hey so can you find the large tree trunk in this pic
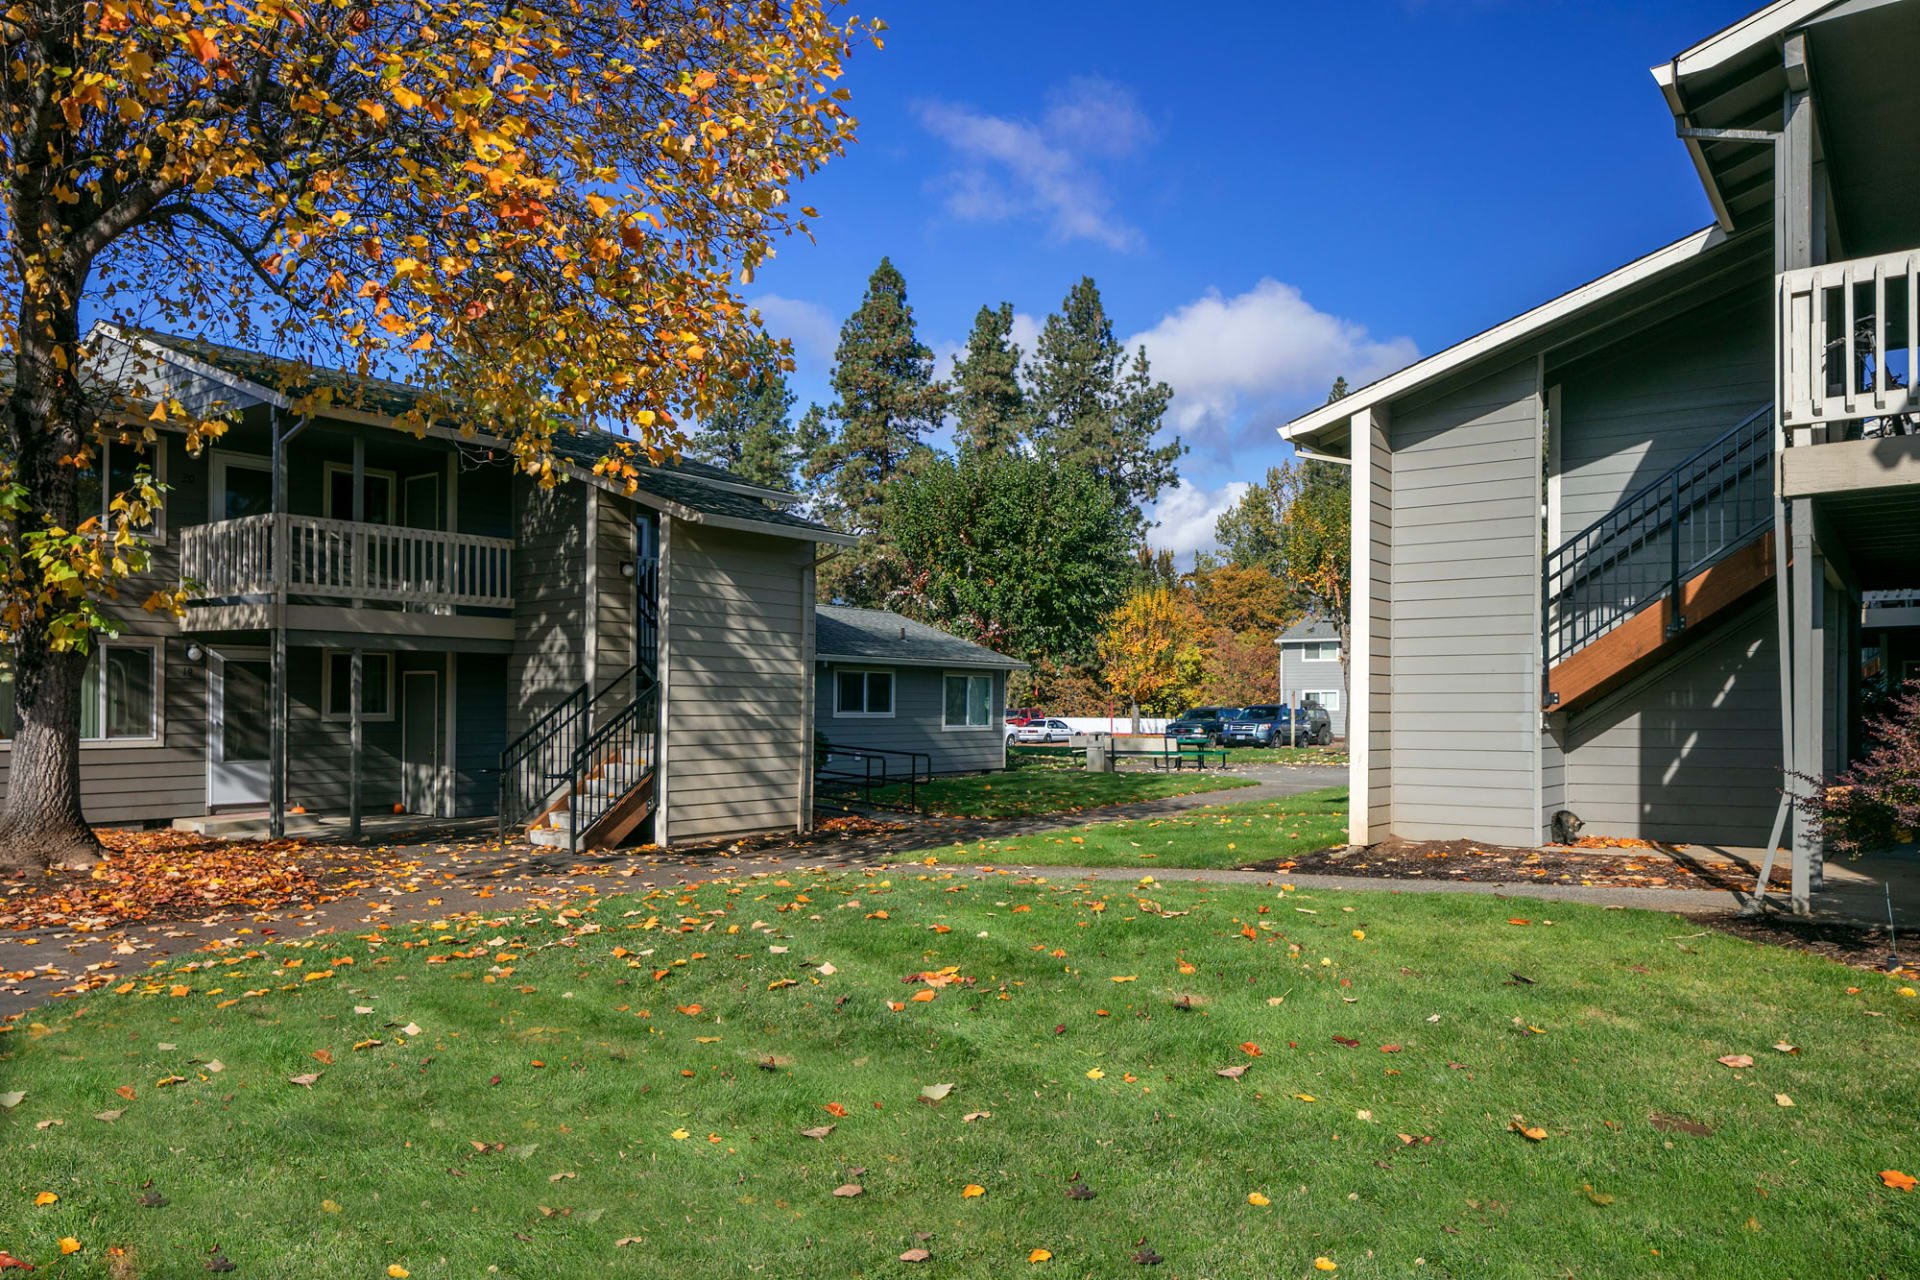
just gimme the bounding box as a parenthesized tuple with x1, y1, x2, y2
(0, 626, 98, 871)
(0, 247, 103, 871)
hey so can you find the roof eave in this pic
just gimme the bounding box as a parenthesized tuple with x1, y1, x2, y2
(815, 651, 1027, 671)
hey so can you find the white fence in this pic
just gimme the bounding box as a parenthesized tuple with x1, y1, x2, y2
(1051, 716, 1170, 736)
(182, 513, 514, 609)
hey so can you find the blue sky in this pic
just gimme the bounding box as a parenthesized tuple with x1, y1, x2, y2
(748, 0, 1760, 558)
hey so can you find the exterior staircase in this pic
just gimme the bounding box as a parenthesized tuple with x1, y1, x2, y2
(1543, 404, 1776, 712)
(500, 666, 659, 852)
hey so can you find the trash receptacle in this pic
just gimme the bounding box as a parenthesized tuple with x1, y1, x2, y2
(1086, 739, 1112, 773)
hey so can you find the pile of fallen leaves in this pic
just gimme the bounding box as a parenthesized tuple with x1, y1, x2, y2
(0, 831, 337, 932)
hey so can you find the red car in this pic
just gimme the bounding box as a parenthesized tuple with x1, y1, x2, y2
(1004, 706, 1046, 727)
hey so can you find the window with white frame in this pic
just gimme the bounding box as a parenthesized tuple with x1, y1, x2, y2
(76, 436, 167, 542)
(1300, 641, 1340, 662)
(323, 462, 397, 524)
(943, 673, 993, 729)
(833, 668, 893, 717)
(0, 640, 161, 743)
(321, 651, 394, 720)
(1303, 690, 1340, 713)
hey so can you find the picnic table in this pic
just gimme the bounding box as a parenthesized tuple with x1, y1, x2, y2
(1126, 735, 1228, 771)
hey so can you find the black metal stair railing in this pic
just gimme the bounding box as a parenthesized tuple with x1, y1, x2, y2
(1542, 404, 1775, 702)
(564, 676, 660, 853)
(498, 664, 639, 838)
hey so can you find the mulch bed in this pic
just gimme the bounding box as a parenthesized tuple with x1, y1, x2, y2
(1693, 912, 1919, 974)
(1245, 836, 1792, 892)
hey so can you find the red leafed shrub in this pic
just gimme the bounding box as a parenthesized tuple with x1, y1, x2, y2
(1796, 681, 1920, 857)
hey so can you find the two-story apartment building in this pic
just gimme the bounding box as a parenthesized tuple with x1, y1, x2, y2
(0, 326, 854, 850)
(1280, 0, 1920, 911)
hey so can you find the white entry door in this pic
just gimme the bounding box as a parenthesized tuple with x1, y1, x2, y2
(208, 649, 271, 808)
(401, 670, 440, 815)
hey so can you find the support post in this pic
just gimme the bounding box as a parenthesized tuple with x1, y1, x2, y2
(270, 411, 288, 839)
(350, 648, 363, 839)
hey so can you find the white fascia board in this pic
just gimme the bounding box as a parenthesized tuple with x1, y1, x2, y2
(1664, 0, 1839, 80)
(1278, 225, 1726, 446)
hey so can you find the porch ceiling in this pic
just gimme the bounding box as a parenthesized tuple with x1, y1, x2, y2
(1812, 484, 1920, 588)
(1806, 0, 1920, 256)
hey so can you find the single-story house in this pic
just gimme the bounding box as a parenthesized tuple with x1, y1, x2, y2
(1275, 619, 1347, 738)
(814, 606, 1026, 775)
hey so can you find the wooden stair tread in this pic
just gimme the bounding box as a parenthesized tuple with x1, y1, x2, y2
(1546, 533, 1775, 713)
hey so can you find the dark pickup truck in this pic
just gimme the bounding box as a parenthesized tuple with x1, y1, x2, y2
(1163, 707, 1241, 743)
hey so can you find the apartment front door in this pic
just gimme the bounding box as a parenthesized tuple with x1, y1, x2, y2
(401, 670, 440, 815)
(208, 649, 271, 808)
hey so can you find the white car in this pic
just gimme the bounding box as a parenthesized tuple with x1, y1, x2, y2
(1011, 718, 1075, 745)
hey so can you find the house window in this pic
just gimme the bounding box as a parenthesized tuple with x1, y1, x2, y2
(1302, 641, 1340, 662)
(943, 673, 993, 729)
(834, 669, 893, 717)
(321, 651, 394, 720)
(1303, 690, 1341, 713)
(76, 437, 167, 541)
(1, 641, 162, 744)
(323, 462, 396, 524)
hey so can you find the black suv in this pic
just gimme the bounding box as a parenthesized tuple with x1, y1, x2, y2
(1164, 707, 1240, 743)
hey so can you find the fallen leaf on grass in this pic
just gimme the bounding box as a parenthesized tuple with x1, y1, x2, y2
(1028, 1248, 1052, 1263)
(154, 1075, 186, 1088)
(1509, 1120, 1548, 1141)
(1132, 1244, 1164, 1266)
(1247, 1192, 1270, 1206)
(1881, 1170, 1917, 1192)
(1583, 1184, 1615, 1206)
(833, 1184, 864, 1198)
(963, 1111, 991, 1123)
(1773, 1041, 1799, 1054)
(1214, 1065, 1248, 1080)
(288, 1073, 322, 1087)
(800, 1126, 836, 1140)
(1065, 1181, 1096, 1201)
(919, 1083, 954, 1102)
(1085, 1068, 1105, 1080)
(1649, 1113, 1711, 1136)
(824, 1102, 849, 1118)
(0, 1252, 31, 1270)
(57, 1241, 79, 1257)
(962, 1184, 985, 1199)
(1716, 1054, 1754, 1069)
(34, 1192, 58, 1206)
(899, 1248, 931, 1263)
(312, 1049, 334, 1065)
(1775, 1094, 1795, 1108)
(1314, 1260, 1338, 1272)
(114, 1085, 136, 1101)
(94, 1109, 125, 1123)
(388, 1267, 410, 1279)
(0, 1091, 24, 1109)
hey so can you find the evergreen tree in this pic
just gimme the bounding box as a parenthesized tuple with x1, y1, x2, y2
(805, 257, 946, 537)
(1027, 277, 1184, 536)
(688, 334, 798, 491)
(951, 302, 1029, 456)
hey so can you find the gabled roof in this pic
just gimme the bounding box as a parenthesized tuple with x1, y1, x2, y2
(1277, 618, 1338, 645)
(104, 326, 847, 545)
(1281, 225, 1746, 447)
(815, 606, 1027, 671)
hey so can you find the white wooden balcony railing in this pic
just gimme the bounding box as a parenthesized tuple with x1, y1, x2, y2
(181, 514, 513, 609)
(1779, 248, 1918, 436)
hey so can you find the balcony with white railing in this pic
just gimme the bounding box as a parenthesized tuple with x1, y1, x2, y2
(1779, 248, 1918, 441)
(180, 514, 514, 618)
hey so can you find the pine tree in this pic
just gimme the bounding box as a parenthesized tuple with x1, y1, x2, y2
(951, 302, 1029, 456)
(807, 258, 946, 537)
(1028, 277, 1184, 536)
(688, 334, 798, 491)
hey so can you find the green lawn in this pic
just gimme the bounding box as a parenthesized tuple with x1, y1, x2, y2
(2, 876, 1915, 1278)
(1214, 744, 1349, 766)
(867, 758, 1255, 818)
(924, 787, 1349, 869)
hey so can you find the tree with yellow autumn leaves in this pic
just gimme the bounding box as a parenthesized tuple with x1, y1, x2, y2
(0, 0, 875, 866)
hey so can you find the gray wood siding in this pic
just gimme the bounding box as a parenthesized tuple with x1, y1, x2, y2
(1365, 411, 1392, 837)
(508, 482, 587, 737)
(0, 627, 207, 825)
(1555, 283, 1771, 537)
(1387, 358, 1541, 845)
(817, 664, 1007, 774)
(454, 652, 508, 817)
(1564, 598, 1781, 846)
(663, 523, 811, 842)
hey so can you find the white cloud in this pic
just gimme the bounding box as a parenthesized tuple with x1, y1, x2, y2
(915, 78, 1153, 251)
(1148, 479, 1253, 560)
(752, 294, 839, 364)
(1128, 279, 1419, 454)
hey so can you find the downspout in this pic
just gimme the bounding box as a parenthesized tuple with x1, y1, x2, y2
(267, 406, 314, 839)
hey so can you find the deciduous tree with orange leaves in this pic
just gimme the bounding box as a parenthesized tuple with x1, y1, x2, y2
(1097, 587, 1206, 729)
(0, 0, 875, 867)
